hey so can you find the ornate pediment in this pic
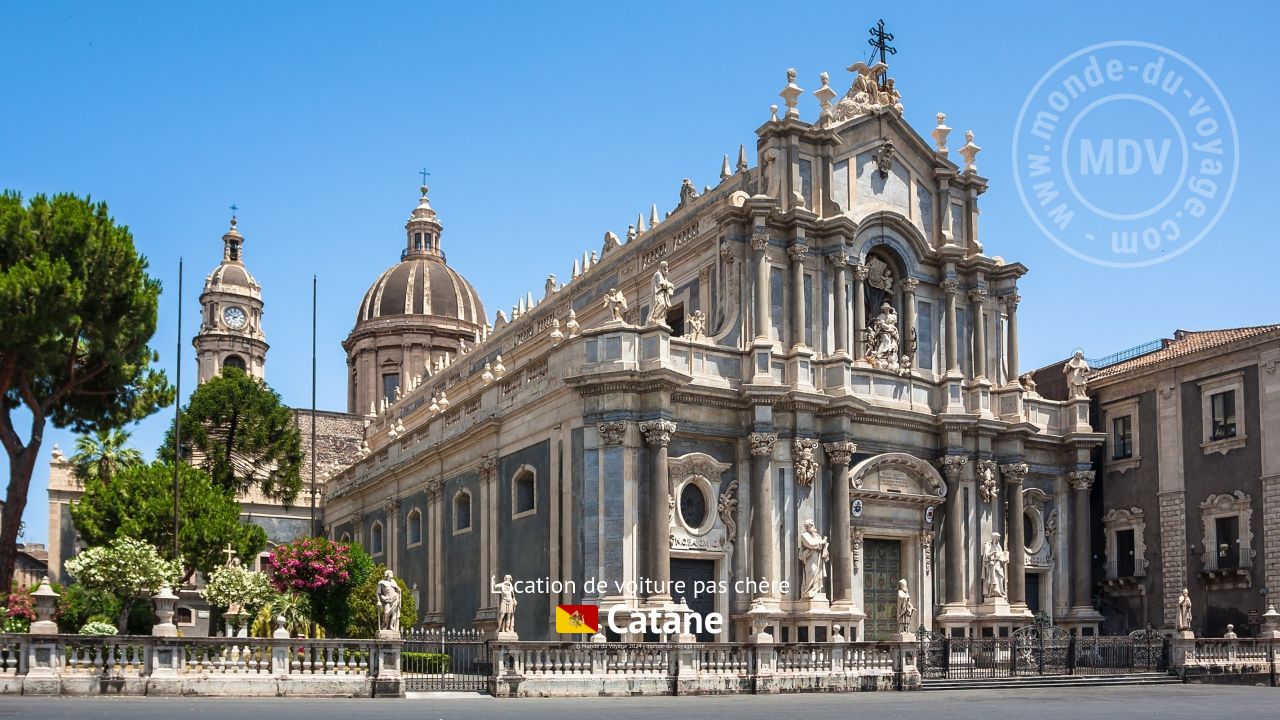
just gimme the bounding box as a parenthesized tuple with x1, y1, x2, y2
(849, 452, 946, 497)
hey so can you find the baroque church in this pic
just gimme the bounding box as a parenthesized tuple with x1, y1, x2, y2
(321, 60, 1104, 643)
(47, 58, 1107, 643)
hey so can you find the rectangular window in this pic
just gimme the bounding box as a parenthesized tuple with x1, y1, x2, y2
(917, 300, 933, 370)
(1112, 415, 1133, 459)
(769, 266, 784, 341)
(1115, 529, 1136, 577)
(957, 306, 969, 375)
(1210, 390, 1236, 440)
(1215, 515, 1239, 568)
(382, 373, 400, 405)
(803, 273, 813, 347)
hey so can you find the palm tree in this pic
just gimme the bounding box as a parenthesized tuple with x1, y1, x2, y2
(70, 428, 143, 484)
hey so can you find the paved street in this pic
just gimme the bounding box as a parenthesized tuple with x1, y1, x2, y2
(1, 685, 1274, 720)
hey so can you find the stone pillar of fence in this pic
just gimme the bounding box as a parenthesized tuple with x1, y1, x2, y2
(894, 641, 922, 690)
(373, 639, 404, 698)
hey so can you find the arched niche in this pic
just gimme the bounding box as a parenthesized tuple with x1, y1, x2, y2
(848, 453, 946, 497)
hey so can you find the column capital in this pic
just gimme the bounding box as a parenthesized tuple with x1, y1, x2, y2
(967, 287, 988, 303)
(941, 278, 960, 295)
(425, 477, 443, 499)
(899, 277, 920, 293)
(383, 496, 402, 516)
(1000, 462, 1029, 484)
(828, 250, 850, 267)
(749, 432, 778, 457)
(851, 264, 869, 282)
(751, 228, 770, 252)
(597, 421, 628, 447)
(937, 454, 968, 481)
(1002, 292, 1022, 311)
(823, 440, 858, 465)
(639, 419, 677, 447)
(786, 243, 809, 261)
(479, 456, 499, 483)
(1068, 470, 1095, 492)
(719, 238, 735, 265)
(793, 437, 819, 486)
(352, 509, 367, 529)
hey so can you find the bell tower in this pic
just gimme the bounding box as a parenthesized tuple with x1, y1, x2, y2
(193, 213, 269, 383)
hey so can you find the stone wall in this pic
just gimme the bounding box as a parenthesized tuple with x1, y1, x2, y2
(292, 409, 364, 485)
(1159, 491, 1187, 628)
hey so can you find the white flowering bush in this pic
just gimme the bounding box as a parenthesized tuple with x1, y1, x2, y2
(64, 537, 181, 629)
(78, 621, 118, 636)
(200, 563, 274, 616)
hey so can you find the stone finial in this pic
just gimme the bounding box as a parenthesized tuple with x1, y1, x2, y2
(932, 113, 952, 157)
(50, 444, 66, 463)
(650, 203, 660, 228)
(636, 212, 646, 233)
(571, 258, 581, 279)
(438, 391, 449, 411)
(769, 104, 779, 123)
(545, 274, 557, 298)
(736, 144, 749, 174)
(626, 224, 637, 243)
(814, 71, 836, 124)
(550, 318, 563, 346)
(960, 130, 981, 174)
(720, 154, 732, 181)
(779, 68, 803, 120)
(482, 362, 495, 385)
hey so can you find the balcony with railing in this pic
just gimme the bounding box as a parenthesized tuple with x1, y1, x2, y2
(1200, 544, 1254, 588)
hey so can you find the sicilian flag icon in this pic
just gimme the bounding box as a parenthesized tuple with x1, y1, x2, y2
(555, 604, 599, 634)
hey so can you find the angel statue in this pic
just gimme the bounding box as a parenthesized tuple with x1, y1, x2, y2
(603, 288, 629, 324)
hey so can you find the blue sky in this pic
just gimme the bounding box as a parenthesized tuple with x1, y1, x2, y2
(3, 2, 1274, 543)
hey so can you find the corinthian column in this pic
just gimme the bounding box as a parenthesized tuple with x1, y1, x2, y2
(943, 279, 960, 374)
(852, 264, 868, 359)
(969, 288, 988, 380)
(787, 243, 808, 349)
(749, 432, 778, 601)
(753, 228, 770, 341)
(1069, 470, 1095, 608)
(640, 419, 677, 603)
(1001, 463, 1029, 605)
(824, 441, 857, 604)
(830, 252, 849, 356)
(900, 278, 919, 370)
(1004, 293, 1021, 384)
(938, 455, 968, 604)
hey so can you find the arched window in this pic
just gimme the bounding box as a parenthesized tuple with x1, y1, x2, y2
(407, 508, 423, 547)
(454, 491, 472, 534)
(370, 521, 384, 556)
(512, 466, 536, 518)
(223, 354, 246, 372)
(339, 532, 352, 544)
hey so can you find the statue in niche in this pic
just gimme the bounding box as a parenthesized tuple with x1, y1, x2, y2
(376, 569, 402, 635)
(1176, 588, 1193, 632)
(865, 302, 901, 372)
(797, 519, 830, 600)
(1064, 350, 1091, 399)
(896, 579, 915, 633)
(603, 288, 629, 324)
(647, 261, 675, 326)
(982, 532, 1009, 599)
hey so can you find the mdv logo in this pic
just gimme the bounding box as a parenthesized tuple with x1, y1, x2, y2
(1079, 138, 1172, 176)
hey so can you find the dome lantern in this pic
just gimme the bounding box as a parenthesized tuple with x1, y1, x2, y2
(405, 184, 443, 260)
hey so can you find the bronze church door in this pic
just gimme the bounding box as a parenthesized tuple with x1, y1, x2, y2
(863, 539, 901, 641)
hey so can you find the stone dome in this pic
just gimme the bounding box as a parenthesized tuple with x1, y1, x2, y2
(356, 256, 484, 326)
(208, 262, 258, 289)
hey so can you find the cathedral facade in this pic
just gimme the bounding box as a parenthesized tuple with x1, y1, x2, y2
(322, 62, 1104, 642)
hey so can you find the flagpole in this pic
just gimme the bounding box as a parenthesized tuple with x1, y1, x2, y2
(173, 257, 183, 564)
(310, 273, 317, 537)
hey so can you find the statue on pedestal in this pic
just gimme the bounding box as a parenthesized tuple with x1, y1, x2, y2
(896, 579, 915, 633)
(376, 569, 402, 636)
(1064, 350, 1091, 399)
(981, 532, 1009, 599)
(494, 574, 518, 636)
(647, 261, 675, 326)
(1176, 588, 1193, 633)
(797, 519, 830, 600)
(603, 288, 628, 324)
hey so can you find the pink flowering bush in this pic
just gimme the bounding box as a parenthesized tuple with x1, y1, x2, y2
(268, 537, 372, 635)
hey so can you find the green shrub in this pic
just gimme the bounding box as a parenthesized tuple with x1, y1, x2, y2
(79, 621, 119, 636)
(401, 651, 450, 673)
(57, 584, 122, 633)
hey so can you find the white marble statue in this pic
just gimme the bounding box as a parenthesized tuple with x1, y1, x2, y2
(1176, 587, 1193, 632)
(687, 309, 705, 341)
(866, 302, 900, 372)
(647, 261, 675, 326)
(797, 519, 830, 600)
(603, 288, 628, 324)
(982, 532, 1009, 599)
(376, 569, 402, 634)
(1064, 350, 1091, 399)
(896, 579, 915, 633)
(494, 574, 518, 635)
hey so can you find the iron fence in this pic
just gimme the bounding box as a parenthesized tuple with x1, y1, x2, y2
(402, 628, 490, 692)
(918, 623, 1170, 679)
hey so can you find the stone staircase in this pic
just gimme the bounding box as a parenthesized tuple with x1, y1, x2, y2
(922, 672, 1182, 691)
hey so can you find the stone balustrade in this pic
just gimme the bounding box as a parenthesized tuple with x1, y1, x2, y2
(1172, 637, 1280, 684)
(490, 640, 917, 697)
(0, 634, 402, 697)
